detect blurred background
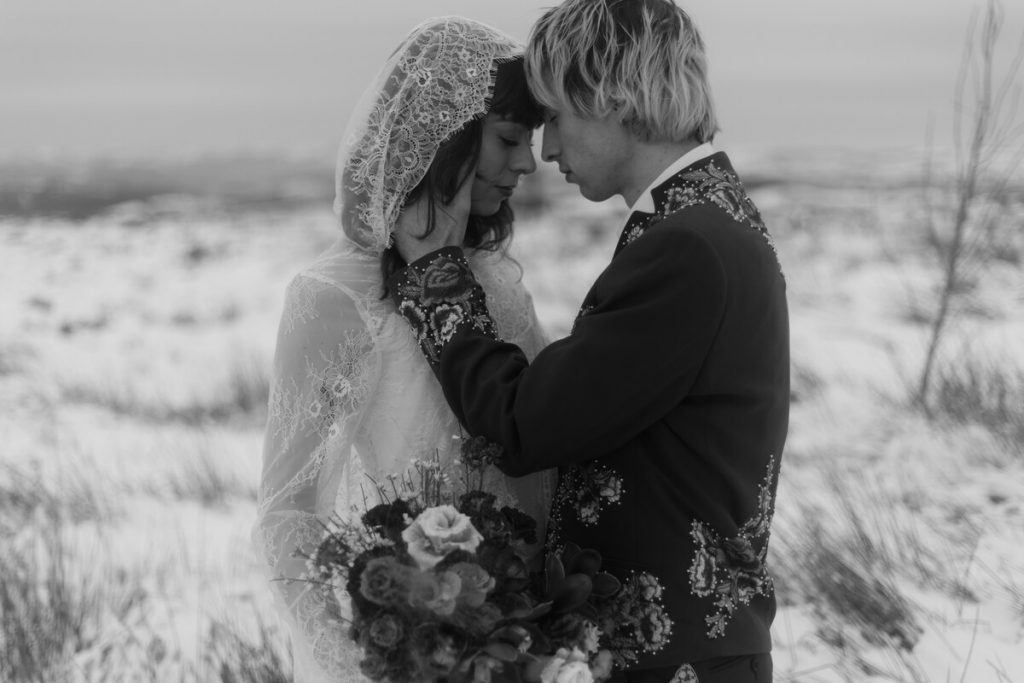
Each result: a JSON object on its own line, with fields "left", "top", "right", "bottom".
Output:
{"left": 2, "top": 2, "right": 1023, "bottom": 682}
{"left": 3, "top": 0, "right": 1022, "bottom": 160}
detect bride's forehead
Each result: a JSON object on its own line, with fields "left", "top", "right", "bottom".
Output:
{"left": 485, "top": 113, "right": 531, "bottom": 130}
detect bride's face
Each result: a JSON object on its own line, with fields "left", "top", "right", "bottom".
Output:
{"left": 470, "top": 113, "right": 537, "bottom": 216}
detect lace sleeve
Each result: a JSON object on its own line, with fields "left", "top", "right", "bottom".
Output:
{"left": 253, "top": 273, "right": 376, "bottom": 682}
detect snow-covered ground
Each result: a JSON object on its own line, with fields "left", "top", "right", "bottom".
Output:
{"left": 0, "top": 152, "right": 1022, "bottom": 681}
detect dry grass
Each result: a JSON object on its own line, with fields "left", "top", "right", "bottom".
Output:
{"left": 0, "top": 513, "right": 104, "bottom": 683}
{"left": 0, "top": 460, "right": 114, "bottom": 528}
{"left": 60, "top": 353, "right": 269, "bottom": 428}
{"left": 930, "top": 355, "right": 1024, "bottom": 448}
{"left": 202, "top": 611, "right": 293, "bottom": 683}
{"left": 160, "top": 441, "right": 256, "bottom": 508}
{"left": 0, "top": 504, "right": 290, "bottom": 683}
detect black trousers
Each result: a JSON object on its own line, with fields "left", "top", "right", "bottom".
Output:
{"left": 607, "top": 653, "right": 772, "bottom": 683}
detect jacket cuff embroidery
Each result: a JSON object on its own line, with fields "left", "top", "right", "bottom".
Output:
{"left": 389, "top": 247, "right": 498, "bottom": 367}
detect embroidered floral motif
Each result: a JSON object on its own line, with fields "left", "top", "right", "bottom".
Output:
{"left": 391, "top": 249, "right": 498, "bottom": 366}
{"left": 688, "top": 455, "right": 777, "bottom": 639}
{"left": 614, "top": 158, "right": 782, "bottom": 277}
{"left": 570, "top": 303, "right": 596, "bottom": 335}
{"left": 604, "top": 571, "right": 674, "bottom": 669}
{"left": 670, "top": 664, "right": 699, "bottom": 683}
{"left": 552, "top": 463, "right": 624, "bottom": 530}
{"left": 618, "top": 210, "right": 659, "bottom": 251}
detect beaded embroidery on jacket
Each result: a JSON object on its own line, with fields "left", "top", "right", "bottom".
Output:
{"left": 616, "top": 159, "right": 781, "bottom": 276}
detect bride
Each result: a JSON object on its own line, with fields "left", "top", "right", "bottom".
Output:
{"left": 252, "top": 17, "right": 556, "bottom": 682}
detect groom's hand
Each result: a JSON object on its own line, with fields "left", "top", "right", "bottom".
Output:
{"left": 393, "top": 162, "right": 475, "bottom": 263}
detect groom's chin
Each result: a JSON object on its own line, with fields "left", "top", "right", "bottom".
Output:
{"left": 577, "top": 184, "right": 611, "bottom": 203}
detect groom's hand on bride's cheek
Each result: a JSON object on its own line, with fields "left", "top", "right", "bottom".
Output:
{"left": 393, "top": 163, "right": 475, "bottom": 264}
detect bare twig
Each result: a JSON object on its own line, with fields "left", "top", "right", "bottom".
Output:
{"left": 916, "top": 0, "right": 1024, "bottom": 413}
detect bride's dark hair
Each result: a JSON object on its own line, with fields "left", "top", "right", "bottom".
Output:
{"left": 381, "top": 56, "right": 544, "bottom": 289}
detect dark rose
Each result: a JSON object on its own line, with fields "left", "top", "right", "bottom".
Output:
{"left": 501, "top": 506, "right": 538, "bottom": 545}
{"left": 451, "top": 599, "right": 503, "bottom": 633}
{"left": 421, "top": 259, "right": 470, "bottom": 304}
{"left": 478, "top": 541, "right": 529, "bottom": 593}
{"left": 368, "top": 612, "right": 405, "bottom": 649}
{"left": 460, "top": 436, "right": 504, "bottom": 468}
{"left": 472, "top": 509, "right": 513, "bottom": 547}
{"left": 359, "top": 652, "right": 389, "bottom": 681}
{"left": 362, "top": 499, "right": 413, "bottom": 544}
{"left": 460, "top": 435, "right": 503, "bottom": 469}
{"left": 347, "top": 546, "right": 398, "bottom": 615}
{"left": 360, "top": 556, "right": 411, "bottom": 606}
{"left": 457, "top": 490, "right": 497, "bottom": 516}
{"left": 449, "top": 561, "right": 496, "bottom": 608}
{"left": 410, "top": 622, "right": 467, "bottom": 678}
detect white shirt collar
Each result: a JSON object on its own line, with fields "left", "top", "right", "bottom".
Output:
{"left": 629, "top": 142, "right": 716, "bottom": 214}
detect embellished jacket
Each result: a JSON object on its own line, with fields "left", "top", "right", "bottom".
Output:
{"left": 388, "top": 152, "right": 789, "bottom": 669}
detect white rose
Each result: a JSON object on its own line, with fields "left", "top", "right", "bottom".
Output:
{"left": 540, "top": 648, "right": 592, "bottom": 683}
{"left": 579, "top": 621, "right": 600, "bottom": 654}
{"left": 590, "top": 650, "right": 614, "bottom": 682}
{"left": 401, "top": 505, "right": 483, "bottom": 570}
{"left": 556, "top": 661, "right": 593, "bottom": 683}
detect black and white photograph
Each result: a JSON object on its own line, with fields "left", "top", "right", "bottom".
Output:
{"left": 1, "top": 1, "right": 1023, "bottom": 681}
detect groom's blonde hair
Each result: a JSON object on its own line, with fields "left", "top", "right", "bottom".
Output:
{"left": 525, "top": 0, "right": 718, "bottom": 144}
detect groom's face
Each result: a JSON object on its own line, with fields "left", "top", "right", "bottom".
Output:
{"left": 540, "top": 106, "right": 633, "bottom": 202}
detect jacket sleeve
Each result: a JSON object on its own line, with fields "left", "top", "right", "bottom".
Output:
{"left": 388, "top": 226, "right": 727, "bottom": 476}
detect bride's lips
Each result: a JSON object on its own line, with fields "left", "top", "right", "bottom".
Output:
{"left": 495, "top": 184, "right": 516, "bottom": 197}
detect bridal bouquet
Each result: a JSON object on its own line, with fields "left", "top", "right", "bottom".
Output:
{"left": 301, "top": 437, "right": 638, "bottom": 683}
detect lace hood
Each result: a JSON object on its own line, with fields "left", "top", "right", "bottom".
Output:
{"left": 333, "top": 16, "right": 523, "bottom": 254}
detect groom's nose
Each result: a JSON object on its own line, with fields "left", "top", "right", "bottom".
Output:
{"left": 541, "top": 125, "right": 560, "bottom": 163}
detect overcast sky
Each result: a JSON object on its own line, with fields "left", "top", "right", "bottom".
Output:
{"left": 1, "top": 0, "right": 1021, "bottom": 161}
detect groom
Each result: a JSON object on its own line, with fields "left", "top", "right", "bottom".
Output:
{"left": 390, "top": 1, "right": 788, "bottom": 681}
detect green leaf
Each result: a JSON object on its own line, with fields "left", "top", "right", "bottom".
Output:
{"left": 590, "top": 572, "right": 621, "bottom": 598}
{"left": 484, "top": 642, "right": 520, "bottom": 662}
{"left": 544, "top": 554, "right": 566, "bottom": 595}
{"left": 554, "top": 573, "right": 593, "bottom": 612}
{"left": 569, "top": 548, "right": 602, "bottom": 576}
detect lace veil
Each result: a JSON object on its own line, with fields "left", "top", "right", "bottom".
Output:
{"left": 253, "top": 17, "right": 555, "bottom": 683}
{"left": 335, "top": 16, "right": 523, "bottom": 254}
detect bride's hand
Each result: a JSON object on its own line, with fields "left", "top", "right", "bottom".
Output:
{"left": 392, "top": 163, "right": 475, "bottom": 263}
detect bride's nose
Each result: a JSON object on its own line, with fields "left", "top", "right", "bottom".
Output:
{"left": 510, "top": 144, "right": 537, "bottom": 175}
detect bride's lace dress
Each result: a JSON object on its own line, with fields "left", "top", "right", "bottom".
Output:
{"left": 253, "top": 237, "right": 554, "bottom": 682}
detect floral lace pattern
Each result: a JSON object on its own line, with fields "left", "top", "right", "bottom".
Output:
{"left": 255, "top": 238, "right": 553, "bottom": 683}
{"left": 390, "top": 248, "right": 498, "bottom": 367}
{"left": 334, "top": 18, "right": 522, "bottom": 253}
{"left": 614, "top": 159, "right": 781, "bottom": 277}
{"left": 688, "top": 456, "right": 777, "bottom": 639}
